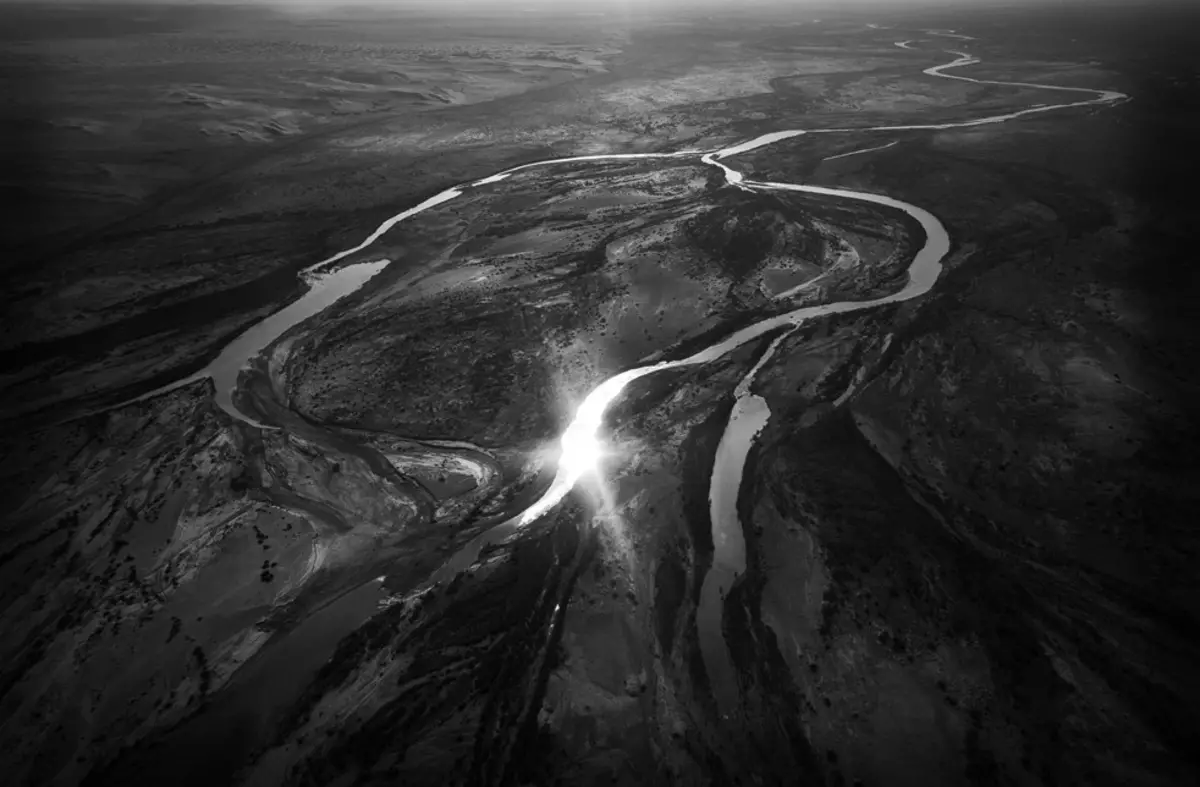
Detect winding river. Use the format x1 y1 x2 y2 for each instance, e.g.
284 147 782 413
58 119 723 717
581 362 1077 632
99 38 1127 713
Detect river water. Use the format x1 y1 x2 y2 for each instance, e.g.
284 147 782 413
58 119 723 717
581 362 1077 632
96 39 1127 718
699 328 796 715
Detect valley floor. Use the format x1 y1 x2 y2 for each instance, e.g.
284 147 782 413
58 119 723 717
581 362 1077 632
1 5 1197 787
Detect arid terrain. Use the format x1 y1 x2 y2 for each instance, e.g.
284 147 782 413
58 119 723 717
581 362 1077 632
1 3 1198 787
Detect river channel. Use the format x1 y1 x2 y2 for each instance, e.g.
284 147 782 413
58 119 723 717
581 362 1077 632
95 39 1128 720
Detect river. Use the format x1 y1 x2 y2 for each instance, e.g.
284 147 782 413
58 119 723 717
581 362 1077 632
91 38 1127 719
700 327 796 716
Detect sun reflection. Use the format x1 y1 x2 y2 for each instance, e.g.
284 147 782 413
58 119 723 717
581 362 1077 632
559 423 609 482
560 424 622 514
552 374 630 485
516 369 655 527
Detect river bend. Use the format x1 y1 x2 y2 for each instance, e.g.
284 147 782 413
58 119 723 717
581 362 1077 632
90 38 1128 711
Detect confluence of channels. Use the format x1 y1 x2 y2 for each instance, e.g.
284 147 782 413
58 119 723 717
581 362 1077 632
90 40 1128 615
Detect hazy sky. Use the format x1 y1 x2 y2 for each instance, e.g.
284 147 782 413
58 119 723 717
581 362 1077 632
2 0 1185 16
2 0 1175 5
